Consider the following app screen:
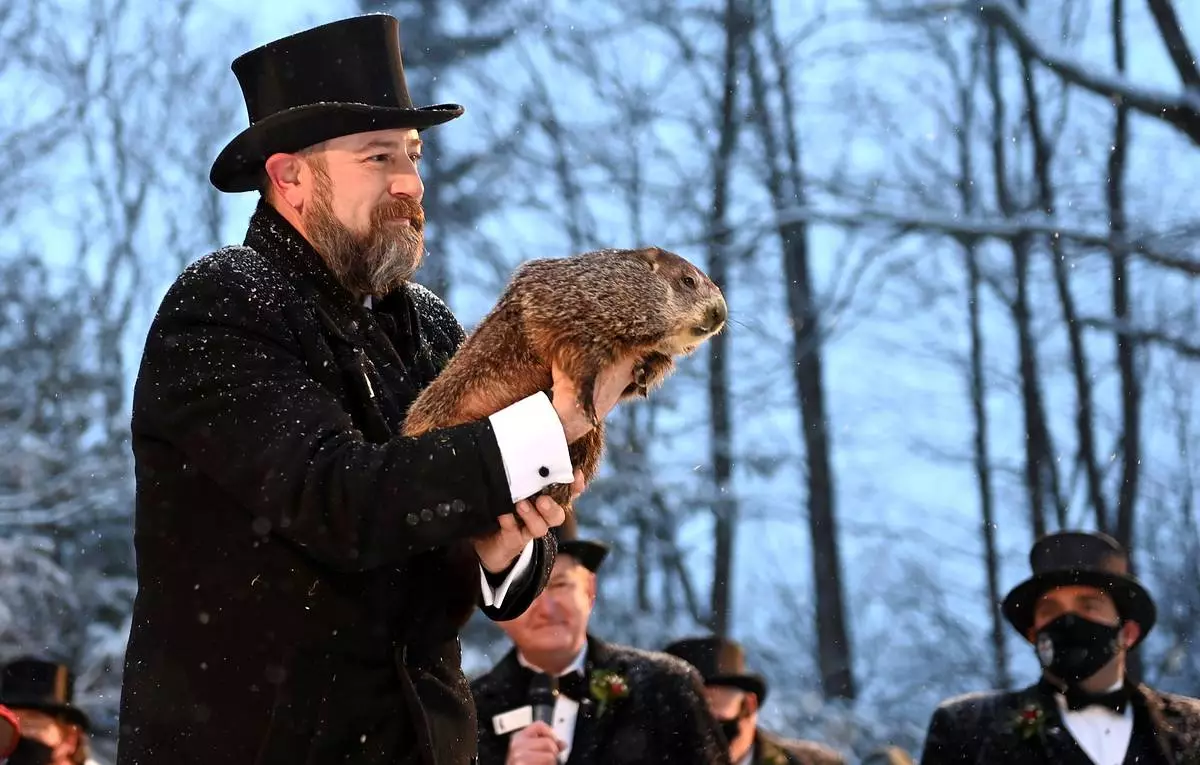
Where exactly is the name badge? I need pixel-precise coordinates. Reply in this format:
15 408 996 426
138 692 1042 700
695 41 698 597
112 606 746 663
492 705 533 735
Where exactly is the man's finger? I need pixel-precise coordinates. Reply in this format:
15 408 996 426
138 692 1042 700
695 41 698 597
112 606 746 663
534 495 567 529
521 500 550 539
497 511 519 533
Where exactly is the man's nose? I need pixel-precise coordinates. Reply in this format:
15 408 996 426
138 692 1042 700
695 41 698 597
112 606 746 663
390 164 423 203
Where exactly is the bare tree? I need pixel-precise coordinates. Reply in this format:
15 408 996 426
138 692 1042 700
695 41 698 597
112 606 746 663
698 0 748 642
742 0 855 698
1107 0 1140 553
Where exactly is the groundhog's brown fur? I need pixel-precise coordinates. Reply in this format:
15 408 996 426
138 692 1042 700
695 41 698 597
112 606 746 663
402 246 727 508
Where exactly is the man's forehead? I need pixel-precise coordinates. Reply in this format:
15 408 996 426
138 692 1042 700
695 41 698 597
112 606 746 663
328 128 421 151
1037 584 1112 604
550 555 585 577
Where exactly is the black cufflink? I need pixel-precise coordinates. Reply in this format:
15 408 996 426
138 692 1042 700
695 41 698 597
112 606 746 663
538 466 549 478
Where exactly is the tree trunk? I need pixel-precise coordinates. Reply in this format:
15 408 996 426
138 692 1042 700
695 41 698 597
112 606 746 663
704 0 746 640
1108 0 1140 553
985 25 1061 541
1014 2 1108 533
955 32 1010 690
1108 0 1144 684
745 0 855 699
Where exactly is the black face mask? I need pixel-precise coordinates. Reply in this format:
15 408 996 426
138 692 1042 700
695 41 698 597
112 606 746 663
1035 613 1123 684
718 716 742 745
7 736 55 765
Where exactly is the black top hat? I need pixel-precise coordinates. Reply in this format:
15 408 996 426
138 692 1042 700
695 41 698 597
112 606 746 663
1002 530 1156 647
210 14 464 193
0 658 90 731
551 517 609 573
663 636 768 702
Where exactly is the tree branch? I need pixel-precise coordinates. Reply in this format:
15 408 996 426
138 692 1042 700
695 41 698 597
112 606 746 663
766 204 1200 276
896 0 1200 145
1078 316 1200 360
1145 0 1200 91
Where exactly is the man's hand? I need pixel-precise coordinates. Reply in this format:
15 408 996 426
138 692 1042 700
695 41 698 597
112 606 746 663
551 357 639 443
474 470 584 573
505 721 566 765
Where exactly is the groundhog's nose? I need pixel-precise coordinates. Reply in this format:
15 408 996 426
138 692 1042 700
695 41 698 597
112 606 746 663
695 299 727 335
707 300 727 329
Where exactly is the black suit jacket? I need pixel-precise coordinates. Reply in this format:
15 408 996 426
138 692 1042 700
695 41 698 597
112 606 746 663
117 201 555 765
471 636 731 765
920 680 1200 765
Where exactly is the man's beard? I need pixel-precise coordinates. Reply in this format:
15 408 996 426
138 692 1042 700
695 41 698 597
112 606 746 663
302 168 426 298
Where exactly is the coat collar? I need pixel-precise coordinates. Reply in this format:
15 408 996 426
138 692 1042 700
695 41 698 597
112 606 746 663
244 198 364 320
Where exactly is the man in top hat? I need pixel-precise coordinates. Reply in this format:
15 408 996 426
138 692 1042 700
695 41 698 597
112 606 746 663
0 658 90 765
470 522 730 764
663 637 845 765
919 530 1200 764
118 13 639 765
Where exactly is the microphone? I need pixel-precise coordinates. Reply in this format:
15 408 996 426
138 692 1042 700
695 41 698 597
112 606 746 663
528 672 559 726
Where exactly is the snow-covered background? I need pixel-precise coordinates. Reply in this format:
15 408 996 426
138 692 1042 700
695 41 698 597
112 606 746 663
1 0 1198 761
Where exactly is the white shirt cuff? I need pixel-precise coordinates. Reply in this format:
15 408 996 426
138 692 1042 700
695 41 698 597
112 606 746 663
488 392 574 502
480 540 536 608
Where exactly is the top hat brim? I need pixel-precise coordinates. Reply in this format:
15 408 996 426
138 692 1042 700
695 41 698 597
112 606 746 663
2 698 90 732
704 672 768 703
1002 569 1156 648
210 101 464 193
558 540 609 573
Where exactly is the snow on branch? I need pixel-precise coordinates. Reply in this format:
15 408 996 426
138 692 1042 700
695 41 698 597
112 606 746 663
767 204 1200 276
893 0 1200 146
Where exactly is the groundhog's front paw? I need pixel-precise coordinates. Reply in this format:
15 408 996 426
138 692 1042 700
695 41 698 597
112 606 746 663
621 363 650 398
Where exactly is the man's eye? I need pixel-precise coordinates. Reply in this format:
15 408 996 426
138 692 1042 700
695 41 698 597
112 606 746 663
410 153 423 163
369 154 390 163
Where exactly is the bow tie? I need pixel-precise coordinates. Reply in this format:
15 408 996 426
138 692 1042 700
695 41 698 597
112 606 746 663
1063 685 1130 715
520 666 589 703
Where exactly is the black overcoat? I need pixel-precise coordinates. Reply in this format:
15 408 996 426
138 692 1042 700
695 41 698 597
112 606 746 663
919 680 1200 765
470 635 731 765
116 200 555 765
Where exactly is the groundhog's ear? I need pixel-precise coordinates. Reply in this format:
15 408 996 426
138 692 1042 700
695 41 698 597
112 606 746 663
635 247 660 272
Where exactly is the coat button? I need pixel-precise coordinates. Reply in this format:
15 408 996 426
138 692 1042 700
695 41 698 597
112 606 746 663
538 466 549 478
420 508 433 522
451 499 466 513
436 503 451 517
405 513 419 526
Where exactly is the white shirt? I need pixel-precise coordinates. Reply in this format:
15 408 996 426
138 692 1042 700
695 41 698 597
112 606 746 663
1054 681 1133 765
516 644 588 762
363 295 574 610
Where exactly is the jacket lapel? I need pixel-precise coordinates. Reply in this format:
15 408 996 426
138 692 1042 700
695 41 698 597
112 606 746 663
567 637 616 765
244 201 422 442
978 683 1090 765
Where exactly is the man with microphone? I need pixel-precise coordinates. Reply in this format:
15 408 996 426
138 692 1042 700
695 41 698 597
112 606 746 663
470 522 729 764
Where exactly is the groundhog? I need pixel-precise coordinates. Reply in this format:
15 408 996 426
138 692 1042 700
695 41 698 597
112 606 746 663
401 245 727 508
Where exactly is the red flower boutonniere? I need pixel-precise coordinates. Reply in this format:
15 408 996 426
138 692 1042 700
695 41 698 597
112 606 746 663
1012 701 1048 740
589 669 629 717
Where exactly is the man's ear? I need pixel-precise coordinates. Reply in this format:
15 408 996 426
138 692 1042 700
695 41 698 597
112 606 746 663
584 570 597 607
1120 620 1142 650
263 153 307 210
744 692 759 715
